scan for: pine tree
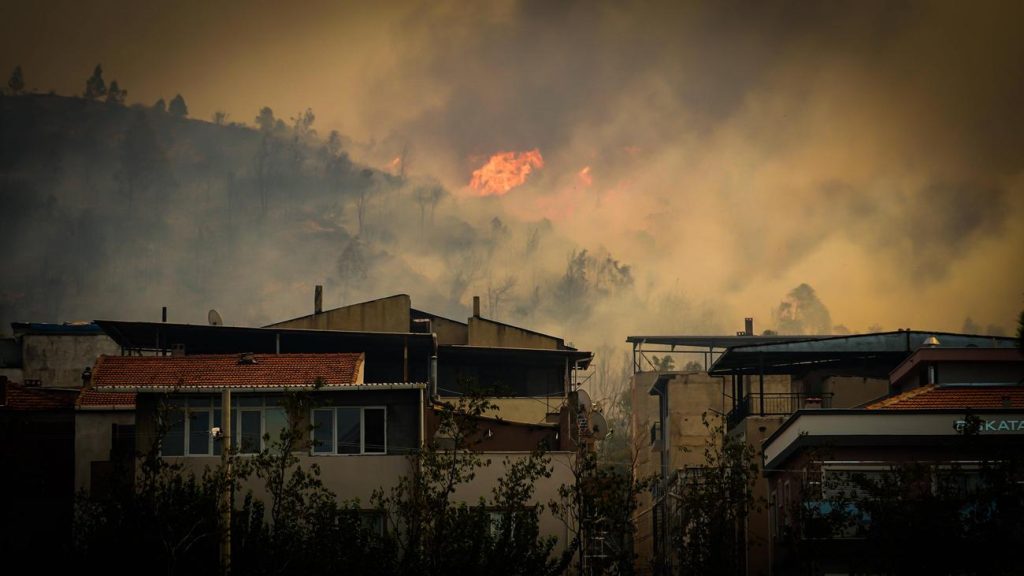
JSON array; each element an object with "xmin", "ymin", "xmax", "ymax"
[
  {"xmin": 85, "ymin": 64, "xmax": 106, "ymax": 99},
  {"xmin": 153, "ymin": 98, "xmax": 166, "ymax": 113},
  {"xmin": 8, "ymin": 65, "xmax": 25, "ymax": 95},
  {"xmin": 106, "ymin": 80, "xmax": 127, "ymax": 105},
  {"xmin": 168, "ymin": 93, "xmax": 188, "ymax": 117}
]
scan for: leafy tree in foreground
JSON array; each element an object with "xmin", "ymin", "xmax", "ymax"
[
  {"xmin": 784, "ymin": 413, "xmax": 1024, "ymax": 575},
  {"xmin": 668, "ymin": 413, "xmax": 760, "ymax": 575},
  {"xmin": 373, "ymin": 393, "xmax": 562, "ymax": 576}
]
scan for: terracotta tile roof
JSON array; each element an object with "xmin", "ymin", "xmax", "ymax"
[
  {"xmin": 90, "ymin": 353, "xmax": 364, "ymax": 391},
  {"xmin": 1, "ymin": 382, "xmax": 78, "ymax": 411},
  {"xmin": 77, "ymin": 388, "xmax": 136, "ymax": 409},
  {"xmin": 867, "ymin": 385, "xmax": 1024, "ymax": 410}
]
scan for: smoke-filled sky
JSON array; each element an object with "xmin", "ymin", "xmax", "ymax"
[{"xmin": 2, "ymin": 0, "xmax": 1023, "ymax": 349}]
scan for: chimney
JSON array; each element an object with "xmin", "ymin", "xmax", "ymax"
[
  {"xmin": 472, "ymin": 296, "xmax": 480, "ymax": 318},
  {"xmin": 314, "ymin": 285, "xmax": 323, "ymax": 314},
  {"xmin": 745, "ymin": 317, "xmax": 754, "ymax": 336},
  {"xmin": 162, "ymin": 306, "xmax": 167, "ymax": 323}
]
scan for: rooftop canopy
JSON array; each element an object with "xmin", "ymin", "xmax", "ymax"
[{"xmin": 708, "ymin": 330, "xmax": 1017, "ymax": 378}]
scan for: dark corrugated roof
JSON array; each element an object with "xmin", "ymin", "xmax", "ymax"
[{"xmin": 708, "ymin": 331, "xmax": 1018, "ymax": 376}]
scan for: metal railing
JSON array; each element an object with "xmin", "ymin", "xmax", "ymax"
[{"xmin": 727, "ymin": 392, "xmax": 833, "ymax": 428}]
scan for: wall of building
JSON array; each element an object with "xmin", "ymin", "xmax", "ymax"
[
  {"xmin": 267, "ymin": 294, "xmax": 412, "ymax": 333},
  {"xmin": 452, "ymin": 451, "xmax": 576, "ymax": 556},
  {"xmin": 74, "ymin": 410, "xmax": 135, "ymax": 493},
  {"xmin": 730, "ymin": 415, "xmax": 787, "ymax": 576},
  {"xmin": 823, "ymin": 376, "xmax": 890, "ymax": 408},
  {"xmin": 427, "ymin": 315, "xmax": 469, "ymax": 345},
  {"xmin": 468, "ymin": 317, "xmax": 562, "ymax": 350},
  {"xmin": 632, "ymin": 370, "xmax": 732, "ymax": 574},
  {"xmin": 22, "ymin": 333, "xmax": 119, "ymax": 388}
]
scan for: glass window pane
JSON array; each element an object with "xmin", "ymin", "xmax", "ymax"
[
  {"xmin": 264, "ymin": 407, "xmax": 288, "ymax": 446},
  {"xmin": 238, "ymin": 410, "xmax": 262, "ymax": 454},
  {"xmin": 188, "ymin": 410, "xmax": 211, "ymax": 455},
  {"xmin": 336, "ymin": 407, "xmax": 361, "ymax": 454},
  {"xmin": 364, "ymin": 408, "xmax": 386, "ymax": 454},
  {"xmin": 312, "ymin": 409, "xmax": 334, "ymax": 454},
  {"xmin": 162, "ymin": 409, "xmax": 185, "ymax": 456}
]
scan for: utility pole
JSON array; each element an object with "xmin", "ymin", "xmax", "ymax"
[{"xmin": 220, "ymin": 388, "xmax": 232, "ymax": 575}]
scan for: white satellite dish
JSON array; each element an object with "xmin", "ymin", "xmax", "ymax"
[
  {"xmin": 208, "ymin": 309, "xmax": 224, "ymax": 326},
  {"xmin": 576, "ymin": 389, "xmax": 593, "ymax": 413},
  {"xmin": 589, "ymin": 411, "xmax": 610, "ymax": 440}
]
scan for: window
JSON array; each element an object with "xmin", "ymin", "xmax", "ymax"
[
  {"xmin": 159, "ymin": 396, "xmax": 286, "ymax": 456},
  {"xmin": 311, "ymin": 407, "xmax": 387, "ymax": 454},
  {"xmin": 232, "ymin": 397, "xmax": 288, "ymax": 455},
  {"xmin": 160, "ymin": 397, "xmax": 221, "ymax": 457}
]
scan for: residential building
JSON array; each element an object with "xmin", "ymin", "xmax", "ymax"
[
  {"xmin": 0, "ymin": 377, "xmax": 79, "ymax": 560},
  {"xmin": 761, "ymin": 346, "xmax": 1024, "ymax": 574}
]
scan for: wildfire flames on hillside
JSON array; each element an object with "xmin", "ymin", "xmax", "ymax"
[{"xmin": 468, "ymin": 149, "xmax": 544, "ymax": 196}]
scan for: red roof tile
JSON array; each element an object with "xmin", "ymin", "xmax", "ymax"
[
  {"xmin": 90, "ymin": 353, "xmax": 364, "ymax": 391},
  {"xmin": 77, "ymin": 388, "xmax": 136, "ymax": 409},
  {"xmin": 1, "ymin": 382, "xmax": 78, "ymax": 411},
  {"xmin": 868, "ymin": 385, "xmax": 1024, "ymax": 410}
]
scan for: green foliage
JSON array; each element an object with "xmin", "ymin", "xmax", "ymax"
[
  {"xmin": 8, "ymin": 65, "xmax": 24, "ymax": 94},
  {"xmin": 73, "ymin": 396, "xmax": 225, "ymax": 575},
  {"xmin": 85, "ymin": 64, "xmax": 106, "ymax": 99},
  {"xmin": 782, "ymin": 427, "xmax": 1024, "ymax": 575},
  {"xmin": 668, "ymin": 413, "xmax": 760, "ymax": 575},
  {"xmin": 231, "ymin": 387, "xmax": 383, "ymax": 575},
  {"xmin": 372, "ymin": 393, "xmax": 561, "ymax": 576},
  {"xmin": 551, "ymin": 448, "xmax": 652, "ymax": 576}
]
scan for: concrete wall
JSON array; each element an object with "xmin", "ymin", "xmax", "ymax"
[
  {"xmin": 428, "ymin": 315, "xmax": 469, "ymax": 345},
  {"xmin": 468, "ymin": 317, "xmax": 562, "ymax": 350},
  {"xmin": 22, "ymin": 334, "xmax": 119, "ymax": 388},
  {"xmin": 267, "ymin": 294, "xmax": 412, "ymax": 333},
  {"xmin": 631, "ymin": 370, "xmax": 730, "ymax": 573},
  {"xmin": 74, "ymin": 410, "xmax": 135, "ymax": 493},
  {"xmin": 824, "ymin": 376, "xmax": 889, "ymax": 407},
  {"xmin": 451, "ymin": 451, "xmax": 576, "ymax": 555},
  {"xmin": 730, "ymin": 415, "xmax": 787, "ymax": 576},
  {"xmin": 164, "ymin": 448, "xmax": 575, "ymax": 555}
]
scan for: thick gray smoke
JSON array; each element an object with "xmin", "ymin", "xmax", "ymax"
[{"xmin": 2, "ymin": 1, "xmax": 1023, "ymax": 384}]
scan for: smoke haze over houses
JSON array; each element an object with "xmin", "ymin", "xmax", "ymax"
[{"xmin": 2, "ymin": 0, "xmax": 1023, "ymax": 374}]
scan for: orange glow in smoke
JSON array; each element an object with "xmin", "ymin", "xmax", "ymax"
[
  {"xmin": 577, "ymin": 165, "xmax": 592, "ymax": 187},
  {"xmin": 469, "ymin": 149, "xmax": 544, "ymax": 196},
  {"xmin": 389, "ymin": 156, "xmax": 402, "ymax": 175}
]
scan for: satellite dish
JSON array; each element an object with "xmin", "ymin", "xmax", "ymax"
[
  {"xmin": 589, "ymin": 412, "xmax": 610, "ymax": 440},
  {"xmin": 208, "ymin": 309, "xmax": 224, "ymax": 326},
  {"xmin": 576, "ymin": 389, "xmax": 593, "ymax": 413}
]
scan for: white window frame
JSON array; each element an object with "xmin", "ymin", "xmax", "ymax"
[
  {"xmin": 160, "ymin": 396, "xmax": 286, "ymax": 457},
  {"xmin": 311, "ymin": 406, "xmax": 388, "ymax": 455},
  {"xmin": 160, "ymin": 397, "xmax": 221, "ymax": 457}
]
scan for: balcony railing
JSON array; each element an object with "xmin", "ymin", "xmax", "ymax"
[{"xmin": 726, "ymin": 392, "xmax": 833, "ymax": 428}]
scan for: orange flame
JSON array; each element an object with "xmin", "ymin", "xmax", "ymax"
[
  {"xmin": 577, "ymin": 165, "xmax": 592, "ymax": 187},
  {"xmin": 469, "ymin": 149, "xmax": 544, "ymax": 196}
]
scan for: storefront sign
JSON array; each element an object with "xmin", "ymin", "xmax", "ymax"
[{"xmin": 953, "ymin": 418, "xmax": 1024, "ymax": 433}]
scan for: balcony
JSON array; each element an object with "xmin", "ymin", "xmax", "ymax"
[{"xmin": 726, "ymin": 392, "xmax": 833, "ymax": 428}]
